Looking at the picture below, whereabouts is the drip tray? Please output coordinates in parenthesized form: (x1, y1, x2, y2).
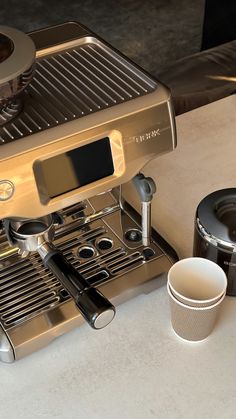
(0, 192, 177, 362)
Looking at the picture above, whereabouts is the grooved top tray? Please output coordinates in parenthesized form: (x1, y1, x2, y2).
(0, 39, 157, 144)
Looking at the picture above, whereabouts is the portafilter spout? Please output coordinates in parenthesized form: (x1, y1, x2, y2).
(7, 216, 115, 329)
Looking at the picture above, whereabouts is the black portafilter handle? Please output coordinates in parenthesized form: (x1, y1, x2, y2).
(41, 246, 115, 329)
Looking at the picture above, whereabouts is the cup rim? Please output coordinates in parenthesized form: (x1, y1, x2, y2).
(168, 257, 227, 305)
(169, 283, 223, 307)
(168, 280, 225, 306)
(167, 283, 226, 311)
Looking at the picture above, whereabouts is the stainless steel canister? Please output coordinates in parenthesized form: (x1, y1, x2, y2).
(193, 188, 236, 296)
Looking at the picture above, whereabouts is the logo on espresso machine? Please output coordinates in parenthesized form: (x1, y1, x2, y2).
(132, 128, 161, 144)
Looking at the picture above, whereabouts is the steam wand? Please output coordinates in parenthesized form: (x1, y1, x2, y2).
(132, 173, 157, 246)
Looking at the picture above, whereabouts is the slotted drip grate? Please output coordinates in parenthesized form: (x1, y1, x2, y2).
(0, 210, 148, 328)
(0, 256, 60, 327)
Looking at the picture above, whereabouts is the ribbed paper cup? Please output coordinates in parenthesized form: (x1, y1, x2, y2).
(167, 284, 226, 341)
(168, 258, 227, 308)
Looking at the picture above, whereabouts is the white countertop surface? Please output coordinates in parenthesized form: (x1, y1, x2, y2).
(2, 95, 236, 419)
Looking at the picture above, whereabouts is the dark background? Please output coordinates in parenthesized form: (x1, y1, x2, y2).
(0, 0, 205, 77)
(2, 0, 236, 83)
(201, 0, 236, 49)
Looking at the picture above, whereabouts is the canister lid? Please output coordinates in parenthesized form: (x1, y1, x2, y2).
(196, 188, 236, 245)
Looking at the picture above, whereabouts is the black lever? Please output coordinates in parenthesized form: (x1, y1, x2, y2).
(41, 245, 115, 329)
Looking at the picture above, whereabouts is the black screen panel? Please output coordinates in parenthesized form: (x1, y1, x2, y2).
(39, 137, 114, 198)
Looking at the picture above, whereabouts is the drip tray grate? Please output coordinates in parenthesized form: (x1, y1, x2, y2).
(0, 203, 160, 329)
(0, 243, 140, 328)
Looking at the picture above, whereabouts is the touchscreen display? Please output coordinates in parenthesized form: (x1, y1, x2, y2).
(37, 137, 114, 198)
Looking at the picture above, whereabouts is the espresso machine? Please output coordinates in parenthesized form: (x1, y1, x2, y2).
(0, 22, 177, 362)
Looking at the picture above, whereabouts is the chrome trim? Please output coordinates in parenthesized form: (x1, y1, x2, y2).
(141, 201, 151, 246)
(196, 217, 236, 250)
(77, 245, 96, 259)
(93, 308, 115, 329)
(95, 237, 113, 251)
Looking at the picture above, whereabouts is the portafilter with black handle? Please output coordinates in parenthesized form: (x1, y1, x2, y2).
(6, 216, 115, 329)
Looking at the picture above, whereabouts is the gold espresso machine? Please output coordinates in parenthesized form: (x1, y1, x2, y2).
(0, 22, 177, 362)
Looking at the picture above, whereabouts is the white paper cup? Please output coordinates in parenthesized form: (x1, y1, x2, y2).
(167, 284, 226, 341)
(168, 257, 227, 308)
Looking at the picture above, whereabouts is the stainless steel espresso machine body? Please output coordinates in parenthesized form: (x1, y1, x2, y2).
(0, 22, 177, 362)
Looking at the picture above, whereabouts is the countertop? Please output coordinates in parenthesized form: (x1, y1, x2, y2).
(1, 95, 236, 419)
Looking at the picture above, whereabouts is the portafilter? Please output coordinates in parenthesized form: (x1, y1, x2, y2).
(6, 217, 115, 329)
